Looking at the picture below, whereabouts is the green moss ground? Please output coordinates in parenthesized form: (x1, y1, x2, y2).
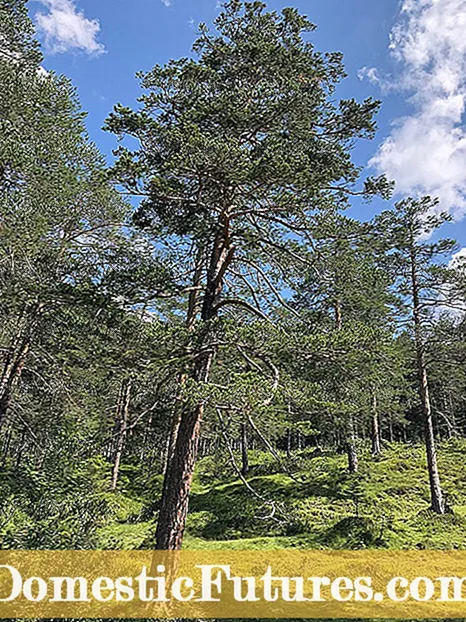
(95, 440, 466, 551)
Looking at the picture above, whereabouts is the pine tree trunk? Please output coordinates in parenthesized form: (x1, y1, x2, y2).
(402, 424, 407, 443)
(240, 422, 249, 477)
(111, 380, 131, 491)
(300, 432, 305, 450)
(139, 411, 153, 463)
(163, 407, 182, 477)
(371, 393, 381, 456)
(335, 298, 342, 331)
(410, 249, 444, 514)
(155, 349, 213, 550)
(347, 441, 358, 473)
(347, 418, 358, 473)
(418, 358, 444, 513)
(155, 210, 233, 550)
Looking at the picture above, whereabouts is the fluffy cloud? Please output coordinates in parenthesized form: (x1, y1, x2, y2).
(369, 0, 466, 219)
(35, 0, 105, 56)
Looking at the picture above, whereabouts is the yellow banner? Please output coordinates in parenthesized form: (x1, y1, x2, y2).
(2, 550, 466, 618)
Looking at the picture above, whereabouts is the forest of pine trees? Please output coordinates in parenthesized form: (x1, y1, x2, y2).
(2, 0, 466, 559)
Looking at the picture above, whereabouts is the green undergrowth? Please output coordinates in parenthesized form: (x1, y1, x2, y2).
(97, 440, 466, 550)
(3, 442, 466, 550)
(185, 442, 466, 550)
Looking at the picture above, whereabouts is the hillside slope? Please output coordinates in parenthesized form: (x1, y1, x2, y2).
(96, 441, 466, 551)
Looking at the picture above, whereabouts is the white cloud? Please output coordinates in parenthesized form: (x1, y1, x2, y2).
(358, 66, 380, 86)
(370, 0, 466, 219)
(161, 0, 172, 6)
(35, 0, 105, 56)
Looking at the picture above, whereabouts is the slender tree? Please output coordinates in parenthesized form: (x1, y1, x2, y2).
(375, 197, 458, 514)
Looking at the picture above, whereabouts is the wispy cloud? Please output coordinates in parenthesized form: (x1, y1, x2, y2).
(35, 0, 105, 56)
(357, 66, 380, 86)
(161, 0, 172, 6)
(369, 0, 466, 219)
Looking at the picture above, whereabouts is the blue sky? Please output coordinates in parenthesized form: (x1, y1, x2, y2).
(30, 0, 466, 253)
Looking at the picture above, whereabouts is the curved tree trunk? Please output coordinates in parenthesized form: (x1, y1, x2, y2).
(419, 356, 444, 513)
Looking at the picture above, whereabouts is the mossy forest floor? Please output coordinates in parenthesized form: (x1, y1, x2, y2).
(96, 440, 466, 551)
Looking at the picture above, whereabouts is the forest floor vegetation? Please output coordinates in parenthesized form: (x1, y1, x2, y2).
(3, 441, 466, 551)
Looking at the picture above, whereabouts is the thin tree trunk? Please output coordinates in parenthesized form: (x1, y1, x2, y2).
(110, 380, 131, 491)
(410, 249, 444, 514)
(347, 418, 358, 473)
(371, 393, 381, 456)
(347, 442, 358, 473)
(419, 358, 444, 513)
(139, 410, 153, 463)
(334, 297, 360, 471)
(163, 408, 182, 477)
(335, 298, 342, 331)
(240, 422, 249, 477)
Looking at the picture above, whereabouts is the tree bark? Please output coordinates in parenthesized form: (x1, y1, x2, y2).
(371, 393, 381, 456)
(110, 379, 131, 491)
(240, 422, 249, 477)
(347, 441, 358, 473)
(155, 209, 233, 550)
(347, 442, 358, 473)
(334, 298, 342, 331)
(347, 418, 358, 473)
(155, 348, 213, 550)
(410, 249, 444, 514)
